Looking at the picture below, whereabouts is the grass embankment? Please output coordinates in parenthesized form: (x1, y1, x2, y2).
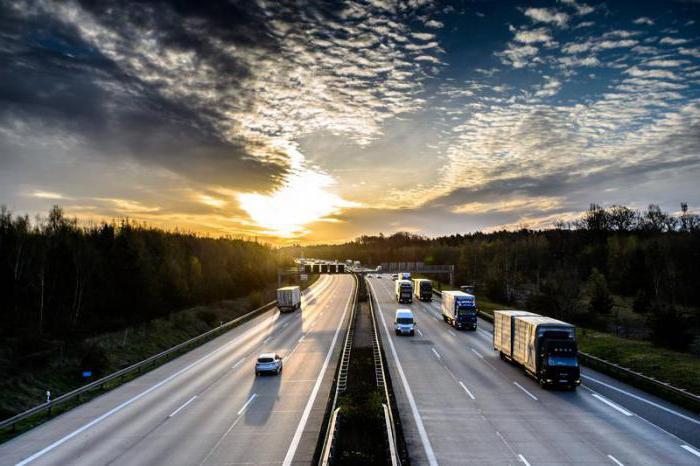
(428, 278, 700, 396)
(0, 274, 319, 441)
(333, 277, 388, 465)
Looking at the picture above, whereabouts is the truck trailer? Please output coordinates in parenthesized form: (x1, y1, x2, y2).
(395, 279, 413, 304)
(494, 311, 580, 389)
(441, 291, 478, 330)
(413, 278, 433, 301)
(277, 286, 302, 312)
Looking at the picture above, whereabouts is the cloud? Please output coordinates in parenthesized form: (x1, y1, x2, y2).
(633, 17, 655, 26)
(659, 37, 689, 45)
(496, 43, 539, 68)
(679, 47, 700, 58)
(523, 7, 569, 27)
(424, 19, 443, 29)
(513, 27, 555, 45)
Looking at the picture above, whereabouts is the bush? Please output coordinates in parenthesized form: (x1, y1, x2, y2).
(196, 309, 218, 327)
(248, 290, 264, 309)
(646, 304, 693, 351)
(78, 344, 110, 378)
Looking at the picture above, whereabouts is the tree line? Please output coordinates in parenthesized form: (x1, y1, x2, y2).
(0, 206, 279, 346)
(294, 204, 700, 352)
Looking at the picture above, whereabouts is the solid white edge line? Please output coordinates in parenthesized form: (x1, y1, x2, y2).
(459, 381, 476, 400)
(518, 454, 531, 466)
(680, 445, 700, 458)
(282, 277, 353, 466)
(513, 381, 538, 401)
(592, 393, 633, 416)
(607, 454, 624, 466)
(237, 393, 258, 415)
(369, 280, 439, 466)
(416, 328, 424, 336)
(471, 348, 484, 359)
(582, 374, 700, 425)
(168, 395, 197, 418)
(14, 309, 283, 466)
(431, 348, 441, 359)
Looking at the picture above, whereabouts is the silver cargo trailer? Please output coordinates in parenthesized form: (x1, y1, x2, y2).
(493, 310, 536, 359)
(511, 315, 580, 389)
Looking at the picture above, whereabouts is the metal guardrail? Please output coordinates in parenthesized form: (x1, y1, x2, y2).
(320, 408, 341, 466)
(367, 281, 401, 466)
(431, 289, 700, 412)
(318, 273, 359, 465)
(0, 299, 279, 431)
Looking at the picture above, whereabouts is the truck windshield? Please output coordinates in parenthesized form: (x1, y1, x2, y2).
(548, 356, 578, 367)
(396, 318, 413, 324)
(457, 307, 475, 316)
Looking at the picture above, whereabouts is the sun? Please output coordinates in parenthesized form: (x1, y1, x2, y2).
(238, 170, 358, 237)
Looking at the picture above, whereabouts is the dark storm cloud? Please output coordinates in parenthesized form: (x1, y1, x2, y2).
(0, 0, 288, 189)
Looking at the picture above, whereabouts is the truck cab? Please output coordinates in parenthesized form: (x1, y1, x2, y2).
(394, 309, 416, 336)
(537, 327, 580, 388)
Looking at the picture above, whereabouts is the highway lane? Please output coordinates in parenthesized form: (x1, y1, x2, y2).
(368, 275, 700, 466)
(0, 274, 355, 466)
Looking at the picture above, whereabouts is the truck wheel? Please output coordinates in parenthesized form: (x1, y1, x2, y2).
(443, 315, 448, 323)
(499, 352, 505, 360)
(410, 330, 415, 336)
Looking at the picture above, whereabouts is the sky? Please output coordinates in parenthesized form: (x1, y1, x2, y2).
(1, 0, 699, 243)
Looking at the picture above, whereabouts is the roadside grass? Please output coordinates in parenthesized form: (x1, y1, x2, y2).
(576, 328, 700, 396)
(0, 274, 320, 443)
(427, 277, 700, 396)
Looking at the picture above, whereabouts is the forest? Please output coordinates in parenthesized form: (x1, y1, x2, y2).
(295, 203, 700, 354)
(0, 206, 278, 376)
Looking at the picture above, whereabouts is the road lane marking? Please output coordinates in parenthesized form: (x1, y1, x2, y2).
(680, 445, 700, 458)
(282, 322, 289, 328)
(478, 328, 491, 339)
(15, 309, 282, 466)
(448, 330, 456, 337)
(607, 454, 624, 465)
(471, 348, 484, 359)
(237, 393, 257, 415)
(282, 278, 354, 466)
(416, 328, 424, 336)
(518, 454, 531, 466)
(298, 335, 305, 342)
(232, 358, 246, 369)
(592, 393, 633, 416)
(582, 374, 700, 425)
(168, 395, 197, 418)
(513, 381, 538, 401)
(263, 336, 271, 344)
(459, 381, 476, 400)
(431, 348, 441, 360)
(370, 281, 438, 466)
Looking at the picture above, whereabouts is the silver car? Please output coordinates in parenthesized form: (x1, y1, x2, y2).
(255, 353, 283, 376)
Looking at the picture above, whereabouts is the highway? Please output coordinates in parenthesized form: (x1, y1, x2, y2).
(0, 274, 355, 466)
(368, 275, 700, 466)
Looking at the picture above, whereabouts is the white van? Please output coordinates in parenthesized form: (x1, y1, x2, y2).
(394, 309, 416, 336)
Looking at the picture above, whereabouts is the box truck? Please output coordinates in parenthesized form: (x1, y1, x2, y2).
(413, 278, 433, 301)
(441, 291, 477, 330)
(277, 286, 302, 312)
(395, 279, 413, 304)
(494, 311, 580, 389)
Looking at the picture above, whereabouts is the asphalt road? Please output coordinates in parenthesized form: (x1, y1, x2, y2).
(0, 274, 355, 466)
(368, 275, 700, 466)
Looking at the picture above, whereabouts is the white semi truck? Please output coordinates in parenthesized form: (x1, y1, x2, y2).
(493, 311, 580, 389)
(395, 279, 413, 304)
(441, 290, 478, 330)
(277, 286, 301, 312)
(413, 278, 433, 301)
